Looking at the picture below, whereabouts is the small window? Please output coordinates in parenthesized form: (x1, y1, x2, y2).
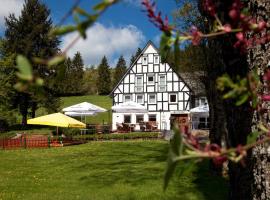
(159, 75, 166, 85)
(124, 95, 132, 102)
(149, 114, 156, 122)
(136, 115, 144, 123)
(124, 115, 131, 123)
(148, 94, 156, 104)
(200, 97, 207, 105)
(154, 56, 159, 64)
(170, 94, 177, 103)
(148, 74, 154, 84)
(135, 76, 143, 92)
(136, 95, 144, 104)
(142, 56, 148, 65)
(159, 86, 166, 92)
(159, 75, 166, 92)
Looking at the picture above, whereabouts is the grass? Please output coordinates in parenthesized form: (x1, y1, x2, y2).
(0, 140, 228, 200)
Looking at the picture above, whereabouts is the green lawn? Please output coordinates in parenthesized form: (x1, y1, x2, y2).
(0, 141, 228, 200)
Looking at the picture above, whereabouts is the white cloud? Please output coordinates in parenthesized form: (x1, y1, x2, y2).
(0, 0, 24, 29)
(61, 23, 146, 67)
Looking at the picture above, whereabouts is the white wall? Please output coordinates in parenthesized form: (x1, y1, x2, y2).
(112, 111, 171, 131)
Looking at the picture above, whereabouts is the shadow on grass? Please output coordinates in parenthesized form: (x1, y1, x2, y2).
(71, 141, 228, 200)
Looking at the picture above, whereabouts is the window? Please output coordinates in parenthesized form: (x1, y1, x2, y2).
(148, 94, 156, 104)
(135, 76, 143, 92)
(124, 115, 131, 123)
(200, 97, 207, 105)
(142, 56, 148, 65)
(136, 95, 144, 104)
(147, 74, 154, 84)
(154, 56, 159, 64)
(149, 114, 156, 122)
(124, 95, 132, 102)
(158, 75, 166, 92)
(136, 115, 144, 123)
(169, 94, 177, 103)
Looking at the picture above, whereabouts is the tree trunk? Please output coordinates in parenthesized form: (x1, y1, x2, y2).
(247, 1, 270, 199)
(31, 102, 37, 118)
(19, 93, 29, 126)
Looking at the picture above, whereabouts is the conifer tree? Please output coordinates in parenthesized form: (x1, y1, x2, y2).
(130, 47, 142, 66)
(71, 52, 84, 94)
(2, 0, 60, 125)
(113, 55, 127, 87)
(97, 56, 111, 95)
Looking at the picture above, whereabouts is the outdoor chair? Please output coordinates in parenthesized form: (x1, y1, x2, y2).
(116, 123, 125, 133)
(139, 122, 146, 131)
(146, 121, 158, 131)
(122, 123, 131, 132)
(95, 124, 103, 134)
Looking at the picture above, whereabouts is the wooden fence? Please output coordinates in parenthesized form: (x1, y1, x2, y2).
(0, 135, 83, 150)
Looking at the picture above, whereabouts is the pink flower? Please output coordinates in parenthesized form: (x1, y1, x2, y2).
(223, 24, 232, 33)
(261, 95, 270, 101)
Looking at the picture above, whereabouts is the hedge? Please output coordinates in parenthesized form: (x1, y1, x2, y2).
(72, 132, 160, 141)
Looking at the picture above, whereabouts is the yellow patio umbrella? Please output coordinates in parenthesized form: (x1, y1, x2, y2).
(27, 113, 86, 136)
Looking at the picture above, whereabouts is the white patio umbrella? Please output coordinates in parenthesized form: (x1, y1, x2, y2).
(63, 102, 107, 124)
(112, 101, 148, 113)
(189, 104, 209, 116)
(63, 102, 107, 113)
(190, 104, 209, 129)
(64, 111, 96, 117)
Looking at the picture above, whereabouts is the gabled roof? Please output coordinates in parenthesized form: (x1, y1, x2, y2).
(180, 71, 206, 96)
(109, 40, 194, 96)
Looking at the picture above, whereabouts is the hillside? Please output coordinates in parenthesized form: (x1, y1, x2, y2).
(36, 95, 112, 125)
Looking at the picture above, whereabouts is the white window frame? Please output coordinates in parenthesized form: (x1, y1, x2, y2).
(135, 76, 143, 92)
(124, 94, 132, 102)
(158, 75, 166, 92)
(142, 56, 148, 65)
(147, 74, 155, 85)
(200, 97, 207, 105)
(136, 94, 144, 104)
(148, 94, 156, 104)
(154, 55, 159, 64)
(169, 93, 177, 103)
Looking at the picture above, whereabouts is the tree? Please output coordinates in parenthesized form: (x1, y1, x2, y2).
(130, 47, 142, 66)
(83, 65, 98, 94)
(246, 1, 270, 199)
(197, 1, 254, 199)
(97, 56, 111, 95)
(113, 55, 127, 87)
(70, 52, 84, 95)
(2, 0, 60, 125)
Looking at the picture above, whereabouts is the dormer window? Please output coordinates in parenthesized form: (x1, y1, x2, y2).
(154, 56, 159, 64)
(142, 56, 148, 65)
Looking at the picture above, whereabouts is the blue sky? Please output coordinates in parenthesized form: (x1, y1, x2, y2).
(0, 0, 177, 67)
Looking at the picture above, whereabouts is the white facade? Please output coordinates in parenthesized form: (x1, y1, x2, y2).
(111, 41, 192, 131)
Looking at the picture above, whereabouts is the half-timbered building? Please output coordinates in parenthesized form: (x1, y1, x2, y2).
(110, 41, 193, 131)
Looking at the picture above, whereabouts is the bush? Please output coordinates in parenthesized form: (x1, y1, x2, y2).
(0, 109, 17, 133)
